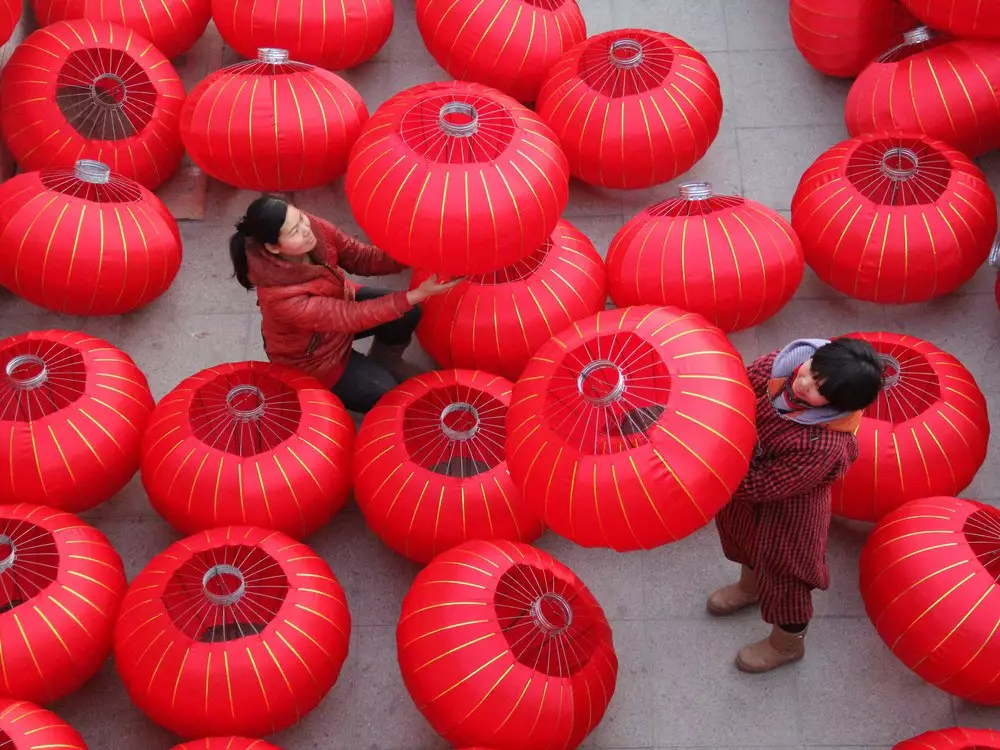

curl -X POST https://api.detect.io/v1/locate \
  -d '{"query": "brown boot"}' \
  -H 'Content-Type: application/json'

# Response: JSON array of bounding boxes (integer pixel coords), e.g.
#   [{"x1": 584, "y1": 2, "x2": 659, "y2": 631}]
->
[
  {"x1": 368, "y1": 340, "x2": 425, "y2": 383},
  {"x1": 736, "y1": 624, "x2": 806, "y2": 673},
  {"x1": 706, "y1": 565, "x2": 758, "y2": 616}
]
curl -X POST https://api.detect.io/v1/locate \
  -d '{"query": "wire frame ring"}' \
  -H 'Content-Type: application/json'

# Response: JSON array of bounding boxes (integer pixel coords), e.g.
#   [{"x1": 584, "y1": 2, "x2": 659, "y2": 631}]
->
[
  {"x1": 903, "y1": 26, "x2": 933, "y2": 45},
  {"x1": 609, "y1": 38, "x2": 644, "y2": 69},
  {"x1": 878, "y1": 353, "x2": 902, "y2": 388},
  {"x1": 225, "y1": 384, "x2": 267, "y2": 421},
  {"x1": 577, "y1": 359, "x2": 627, "y2": 406},
  {"x1": 0, "y1": 533, "x2": 15, "y2": 574},
  {"x1": 257, "y1": 48, "x2": 290, "y2": 64},
  {"x1": 439, "y1": 401, "x2": 481, "y2": 441},
  {"x1": 678, "y1": 181, "x2": 713, "y2": 200},
  {"x1": 529, "y1": 591, "x2": 574, "y2": 635},
  {"x1": 73, "y1": 159, "x2": 111, "y2": 184},
  {"x1": 202, "y1": 563, "x2": 247, "y2": 607},
  {"x1": 880, "y1": 147, "x2": 919, "y2": 181},
  {"x1": 438, "y1": 101, "x2": 480, "y2": 138},
  {"x1": 5, "y1": 354, "x2": 48, "y2": 390}
]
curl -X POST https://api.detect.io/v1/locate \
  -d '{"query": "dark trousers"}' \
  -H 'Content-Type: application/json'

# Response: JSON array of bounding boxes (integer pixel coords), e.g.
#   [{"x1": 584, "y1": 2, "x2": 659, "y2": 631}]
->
[{"x1": 331, "y1": 286, "x2": 421, "y2": 414}]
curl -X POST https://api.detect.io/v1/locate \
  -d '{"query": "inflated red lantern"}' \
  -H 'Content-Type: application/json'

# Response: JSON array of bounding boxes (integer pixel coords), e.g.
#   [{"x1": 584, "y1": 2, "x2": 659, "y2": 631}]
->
[
  {"x1": 142, "y1": 361, "x2": 354, "y2": 540},
  {"x1": 32, "y1": 0, "x2": 211, "y2": 58},
  {"x1": 0, "y1": 330, "x2": 154, "y2": 513},
  {"x1": 861, "y1": 496, "x2": 1000, "y2": 704},
  {"x1": 416, "y1": 0, "x2": 586, "y2": 103},
  {"x1": 172, "y1": 739, "x2": 282, "y2": 750},
  {"x1": 0, "y1": 20, "x2": 185, "y2": 190},
  {"x1": 398, "y1": 540, "x2": 618, "y2": 749},
  {"x1": 789, "y1": 0, "x2": 913, "y2": 77},
  {"x1": 900, "y1": 0, "x2": 1000, "y2": 38},
  {"x1": 0, "y1": 504, "x2": 126, "y2": 704},
  {"x1": 0, "y1": 161, "x2": 182, "y2": 315},
  {"x1": 606, "y1": 183, "x2": 803, "y2": 331},
  {"x1": 0, "y1": 0, "x2": 19, "y2": 46},
  {"x1": 846, "y1": 28, "x2": 1000, "y2": 157},
  {"x1": 413, "y1": 220, "x2": 606, "y2": 379},
  {"x1": 346, "y1": 81, "x2": 568, "y2": 276},
  {"x1": 0, "y1": 700, "x2": 88, "y2": 748},
  {"x1": 896, "y1": 726, "x2": 1000, "y2": 748},
  {"x1": 791, "y1": 132, "x2": 996, "y2": 303},
  {"x1": 354, "y1": 369, "x2": 541, "y2": 563},
  {"x1": 212, "y1": 0, "x2": 393, "y2": 69},
  {"x1": 506, "y1": 305, "x2": 757, "y2": 551},
  {"x1": 115, "y1": 526, "x2": 351, "y2": 739},
  {"x1": 536, "y1": 29, "x2": 722, "y2": 190},
  {"x1": 831, "y1": 332, "x2": 989, "y2": 522},
  {"x1": 182, "y1": 48, "x2": 368, "y2": 192}
]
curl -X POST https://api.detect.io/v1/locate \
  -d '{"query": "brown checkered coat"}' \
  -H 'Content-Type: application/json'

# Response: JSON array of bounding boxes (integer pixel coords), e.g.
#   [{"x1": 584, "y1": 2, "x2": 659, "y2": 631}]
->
[{"x1": 715, "y1": 350, "x2": 860, "y2": 625}]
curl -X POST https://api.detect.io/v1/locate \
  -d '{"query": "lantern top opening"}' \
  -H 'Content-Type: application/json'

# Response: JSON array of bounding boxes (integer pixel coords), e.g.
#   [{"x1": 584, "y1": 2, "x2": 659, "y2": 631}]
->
[
  {"x1": 903, "y1": 26, "x2": 933, "y2": 45},
  {"x1": 679, "y1": 182, "x2": 713, "y2": 200},
  {"x1": 609, "y1": 38, "x2": 644, "y2": 69},
  {"x1": 226, "y1": 384, "x2": 267, "y2": 421},
  {"x1": 438, "y1": 101, "x2": 480, "y2": 138},
  {"x1": 530, "y1": 592, "x2": 574, "y2": 635},
  {"x1": 257, "y1": 48, "x2": 290, "y2": 64},
  {"x1": 74, "y1": 160, "x2": 111, "y2": 184},
  {"x1": 0, "y1": 533, "x2": 15, "y2": 573},
  {"x1": 5, "y1": 353, "x2": 48, "y2": 390},
  {"x1": 439, "y1": 401, "x2": 481, "y2": 441},
  {"x1": 202, "y1": 563, "x2": 247, "y2": 607}
]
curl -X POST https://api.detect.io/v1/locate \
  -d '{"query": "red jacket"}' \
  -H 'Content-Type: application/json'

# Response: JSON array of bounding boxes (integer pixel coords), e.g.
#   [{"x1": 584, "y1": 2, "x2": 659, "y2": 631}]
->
[{"x1": 247, "y1": 214, "x2": 412, "y2": 386}]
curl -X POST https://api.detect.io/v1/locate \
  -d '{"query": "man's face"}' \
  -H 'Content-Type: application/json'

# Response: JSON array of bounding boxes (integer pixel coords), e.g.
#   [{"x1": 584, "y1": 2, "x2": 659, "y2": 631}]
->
[{"x1": 791, "y1": 358, "x2": 830, "y2": 407}]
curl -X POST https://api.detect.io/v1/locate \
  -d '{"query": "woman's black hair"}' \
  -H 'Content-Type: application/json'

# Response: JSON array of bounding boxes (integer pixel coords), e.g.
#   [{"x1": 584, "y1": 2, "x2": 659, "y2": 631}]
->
[
  {"x1": 229, "y1": 195, "x2": 288, "y2": 290},
  {"x1": 812, "y1": 337, "x2": 884, "y2": 412}
]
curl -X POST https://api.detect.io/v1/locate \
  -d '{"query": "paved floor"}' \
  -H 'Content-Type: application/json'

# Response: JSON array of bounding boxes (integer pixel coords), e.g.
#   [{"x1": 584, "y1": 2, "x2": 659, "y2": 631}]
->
[{"x1": 2, "y1": 0, "x2": 1000, "y2": 748}]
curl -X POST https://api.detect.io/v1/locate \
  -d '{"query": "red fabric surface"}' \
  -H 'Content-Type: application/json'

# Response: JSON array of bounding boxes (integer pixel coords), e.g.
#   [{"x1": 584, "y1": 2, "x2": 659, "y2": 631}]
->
[
  {"x1": 0, "y1": 0, "x2": 19, "y2": 45},
  {"x1": 791, "y1": 132, "x2": 996, "y2": 303},
  {"x1": 0, "y1": 20, "x2": 185, "y2": 190},
  {"x1": 900, "y1": 0, "x2": 1000, "y2": 38},
  {"x1": 397, "y1": 540, "x2": 617, "y2": 749},
  {"x1": 0, "y1": 330, "x2": 154, "y2": 512},
  {"x1": 142, "y1": 360, "x2": 355, "y2": 539},
  {"x1": 181, "y1": 57, "x2": 368, "y2": 191},
  {"x1": 213, "y1": 0, "x2": 393, "y2": 69},
  {"x1": 171, "y1": 739, "x2": 282, "y2": 750},
  {"x1": 413, "y1": 219, "x2": 607, "y2": 380},
  {"x1": 0, "y1": 505, "x2": 126, "y2": 704},
  {"x1": 790, "y1": 0, "x2": 914, "y2": 77},
  {"x1": 607, "y1": 190, "x2": 803, "y2": 331},
  {"x1": 831, "y1": 332, "x2": 989, "y2": 522},
  {"x1": 416, "y1": 0, "x2": 586, "y2": 102},
  {"x1": 0, "y1": 166, "x2": 182, "y2": 315},
  {"x1": 536, "y1": 28, "x2": 722, "y2": 189},
  {"x1": 895, "y1": 726, "x2": 1000, "y2": 748},
  {"x1": 0, "y1": 700, "x2": 87, "y2": 747},
  {"x1": 846, "y1": 34, "x2": 1000, "y2": 157},
  {"x1": 346, "y1": 80, "x2": 568, "y2": 275},
  {"x1": 861, "y1": 496, "x2": 1000, "y2": 704},
  {"x1": 353, "y1": 369, "x2": 542, "y2": 563},
  {"x1": 115, "y1": 526, "x2": 351, "y2": 738},
  {"x1": 506, "y1": 305, "x2": 757, "y2": 551}
]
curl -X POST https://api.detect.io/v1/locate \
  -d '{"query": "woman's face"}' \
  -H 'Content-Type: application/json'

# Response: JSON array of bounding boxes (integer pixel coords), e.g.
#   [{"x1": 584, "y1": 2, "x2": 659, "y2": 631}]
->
[
  {"x1": 266, "y1": 205, "x2": 316, "y2": 257},
  {"x1": 791, "y1": 358, "x2": 829, "y2": 407}
]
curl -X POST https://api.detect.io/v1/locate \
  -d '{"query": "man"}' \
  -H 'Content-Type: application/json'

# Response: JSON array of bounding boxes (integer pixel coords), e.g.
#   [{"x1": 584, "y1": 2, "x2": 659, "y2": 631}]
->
[{"x1": 708, "y1": 337, "x2": 883, "y2": 672}]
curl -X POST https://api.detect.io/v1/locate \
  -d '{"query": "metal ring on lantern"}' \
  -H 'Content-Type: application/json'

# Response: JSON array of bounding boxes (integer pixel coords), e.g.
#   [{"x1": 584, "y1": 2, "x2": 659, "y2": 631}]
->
[
  {"x1": 529, "y1": 592, "x2": 574, "y2": 636},
  {"x1": 5, "y1": 354, "x2": 48, "y2": 390},
  {"x1": 202, "y1": 564, "x2": 247, "y2": 607},
  {"x1": 439, "y1": 401, "x2": 481, "y2": 441},
  {"x1": 90, "y1": 73, "x2": 127, "y2": 108},
  {"x1": 577, "y1": 359, "x2": 627, "y2": 406},
  {"x1": 903, "y1": 26, "x2": 933, "y2": 45},
  {"x1": 74, "y1": 159, "x2": 112, "y2": 185},
  {"x1": 226, "y1": 384, "x2": 267, "y2": 421},
  {"x1": 0, "y1": 534, "x2": 16, "y2": 574},
  {"x1": 679, "y1": 182, "x2": 713, "y2": 200},
  {"x1": 438, "y1": 101, "x2": 480, "y2": 138},
  {"x1": 989, "y1": 232, "x2": 1000, "y2": 267},
  {"x1": 880, "y1": 147, "x2": 919, "y2": 181},
  {"x1": 609, "y1": 38, "x2": 644, "y2": 69},
  {"x1": 257, "y1": 48, "x2": 290, "y2": 64},
  {"x1": 879, "y1": 353, "x2": 902, "y2": 388}
]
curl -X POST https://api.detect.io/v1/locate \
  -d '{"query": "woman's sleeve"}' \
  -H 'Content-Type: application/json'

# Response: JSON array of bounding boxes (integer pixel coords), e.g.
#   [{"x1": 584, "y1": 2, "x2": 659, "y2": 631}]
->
[
  {"x1": 316, "y1": 216, "x2": 406, "y2": 276},
  {"x1": 732, "y1": 435, "x2": 850, "y2": 504},
  {"x1": 267, "y1": 289, "x2": 413, "y2": 333}
]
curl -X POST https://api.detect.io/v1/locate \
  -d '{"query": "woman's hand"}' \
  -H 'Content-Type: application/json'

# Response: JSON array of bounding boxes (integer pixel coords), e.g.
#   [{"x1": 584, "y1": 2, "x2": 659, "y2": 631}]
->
[{"x1": 407, "y1": 274, "x2": 464, "y2": 304}]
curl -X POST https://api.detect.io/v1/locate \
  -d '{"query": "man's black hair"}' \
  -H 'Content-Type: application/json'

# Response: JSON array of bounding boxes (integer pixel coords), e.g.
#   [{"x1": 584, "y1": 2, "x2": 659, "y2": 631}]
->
[{"x1": 811, "y1": 337, "x2": 884, "y2": 412}]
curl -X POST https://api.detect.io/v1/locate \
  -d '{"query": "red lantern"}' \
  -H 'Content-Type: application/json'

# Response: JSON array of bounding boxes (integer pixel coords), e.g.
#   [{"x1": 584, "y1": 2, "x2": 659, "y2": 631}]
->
[
  {"x1": 896, "y1": 726, "x2": 1000, "y2": 748},
  {"x1": 0, "y1": 161, "x2": 182, "y2": 315},
  {"x1": 831, "y1": 332, "x2": 989, "y2": 522},
  {"x1": 506, "y1": 305, "x2": 757, "y2": 551},
  {"x1": 536, "y1": 29, "x2": 722, "y2": 190},
  {"x1": 0, "y1": 20, "x2": 185, "y2": 190},
  {"x1": 413, "y1": 220, "x2": 606, "y2": 380},
  {"x1": 114, "y1": 526, "x2": 351, "y2": 739},
  {"x1": 415, "y1": 0, "x2": 586, "y2": 103},
  {"x1": 345, "y1": 81, "x2": 568, "y2": 276},
  {"x1": 32, "y1": 0, "x2": 211, "y2": 58},
  {"x1": 860, "y1": 496, "x2": 1000, "y2": 704},
  {"x1": 0, "y1": 699, "x2": 87, "y2": 748},
  {"x1": 846, "y1": 28, "x2": 1000, "y2": 157},
  {"x1": 607, "y1": 183, "x2": 803, "y2": 331},
  {"x1": 212, "y1": 0, "x2": 393, "y2": 70},
  {"x1": 0, "y1": 504, "x2": 126, "y2": 704},
  {"x1": 398, "y1": 540, "x2": 617, "y2": 749},
  {"x1": 172, "y1": 739, "x2": 282, "y2": 750},
  {"x1": 791, "y1": 132, "x2": 996, "y2": 303},
  {"x1": 0, "y1": 0, "x2": 19, "y2": 46},
  {"x1": 181, "y1": 48, "x2": 368, "y2": 192},
  {"x1": 900, "y1": 0, "x2": 1000, "y2": 38},
  {"x1": 0, "y1": 330, "x2": 154, "y2": 513},
  {"x1": 354, "y1": 369, "x2": 542, "y2": 563},
  {"x1": 141, "y1": 361, "x2": 354, "y2": 540},
  {"x1": 789, "y1": 0, "x2": 914, "y2": 77}
]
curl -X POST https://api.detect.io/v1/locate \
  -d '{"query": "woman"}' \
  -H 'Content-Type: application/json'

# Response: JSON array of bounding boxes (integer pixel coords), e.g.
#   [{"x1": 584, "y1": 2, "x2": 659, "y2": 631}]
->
[{"x1": 230, "y1": 196, "x2": 459, "y2": 413}]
